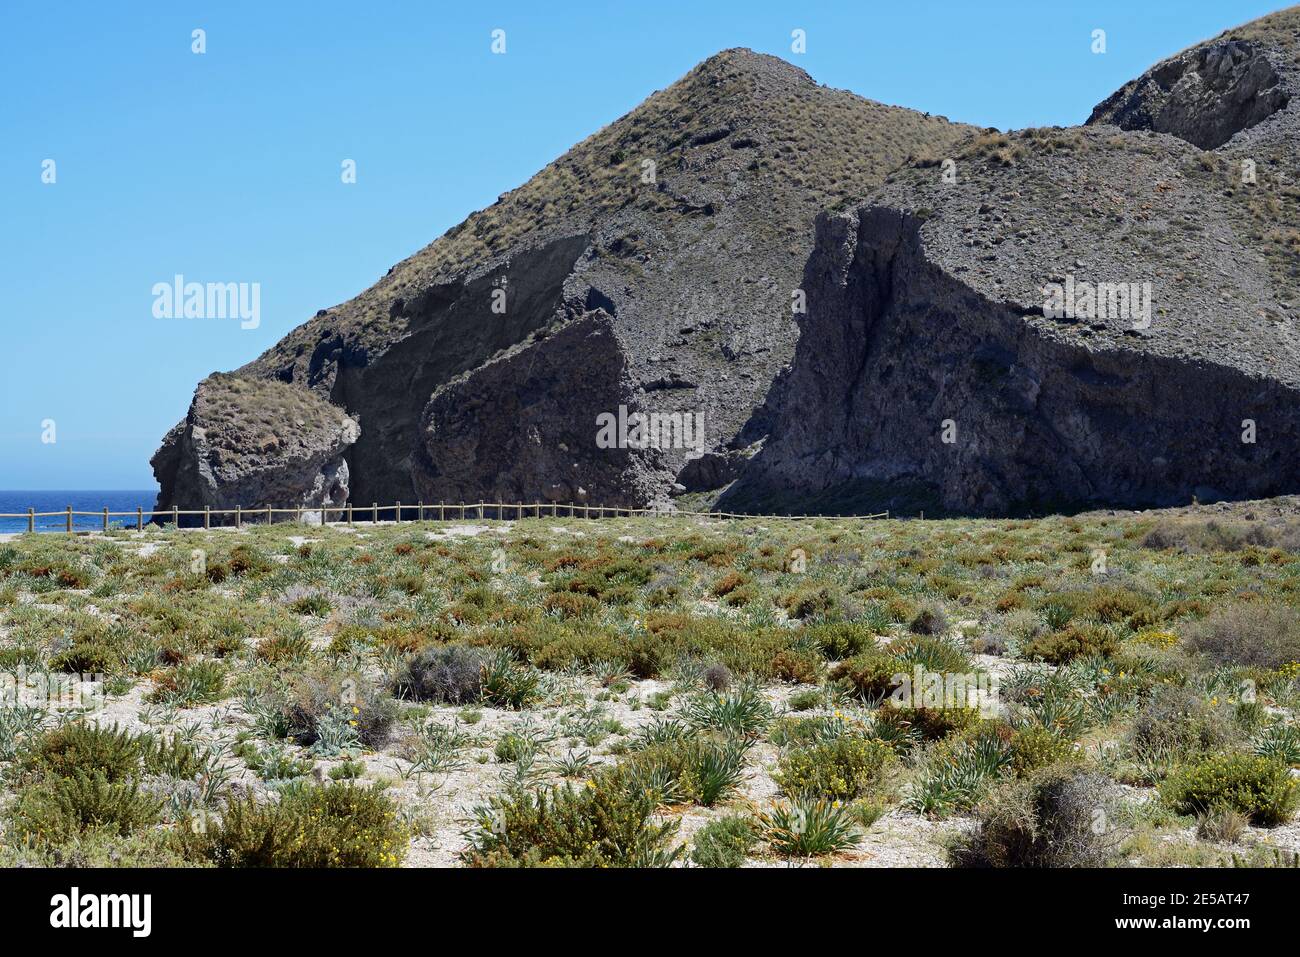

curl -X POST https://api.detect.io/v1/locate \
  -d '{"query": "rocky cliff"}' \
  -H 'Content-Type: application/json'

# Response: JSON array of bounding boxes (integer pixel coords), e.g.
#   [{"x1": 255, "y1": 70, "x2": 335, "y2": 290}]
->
[
  {"x1": 154, "y1": 7, "x2": 1300, "y2": 517},
  {"x1": 151, "y1": 374, "x2": 359, "y2": 524}
]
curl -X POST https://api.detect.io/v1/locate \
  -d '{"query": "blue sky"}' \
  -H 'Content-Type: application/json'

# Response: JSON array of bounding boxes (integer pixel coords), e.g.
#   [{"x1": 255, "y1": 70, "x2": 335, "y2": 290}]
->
[{"x1": 0, "y1": 0, "x2": 1286, "y2": 489}]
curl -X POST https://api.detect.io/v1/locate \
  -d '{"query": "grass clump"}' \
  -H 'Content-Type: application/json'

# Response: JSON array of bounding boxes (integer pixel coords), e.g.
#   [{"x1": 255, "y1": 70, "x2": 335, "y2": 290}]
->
[
  {"x1": 461, "y1": 766, "x2": 681, "y2": 867},
  {"x1": 761, "y1": 797, "x2": 861, "y2": 857}
]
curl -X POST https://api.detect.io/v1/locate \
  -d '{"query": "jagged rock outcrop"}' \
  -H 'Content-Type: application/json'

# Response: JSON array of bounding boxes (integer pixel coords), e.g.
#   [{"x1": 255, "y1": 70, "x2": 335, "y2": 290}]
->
[
  {"x1": 154, "y1": 7, "x2": 1300, "y2": 517},
  {"x1": 1088, "y1": 38, "x2": 1289, "y2": 149},
  {"x1": 416, "y1": 310, "x2": 663, "y2": 507},
  {"x1": 150, "y1": 374, "x2": 359, "y2": 524}
]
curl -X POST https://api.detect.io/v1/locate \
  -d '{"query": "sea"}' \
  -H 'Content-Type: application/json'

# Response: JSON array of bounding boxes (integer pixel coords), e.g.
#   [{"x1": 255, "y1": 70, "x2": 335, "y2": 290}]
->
[{"x1": 0, "y1": 491, "x2": 159, "y2": 534}]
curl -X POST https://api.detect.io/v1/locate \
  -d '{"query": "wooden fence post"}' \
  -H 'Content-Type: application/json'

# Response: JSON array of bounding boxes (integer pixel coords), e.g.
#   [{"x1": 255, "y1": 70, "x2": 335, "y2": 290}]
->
[
  {"x1": 66, "y1": 505, "x2": 73, "y2": 534},
  {"x1": 396, "y1": 501, "x2": 402, "y2": 523},
  {"x1": 103, "y1": 507, "x2": 109, "y2": 532},
  {"x1": 267, "y1": 504, "x2": 272, "y2": 525},
  {"x1": 204, "y1": 506, "x2": 211, "y2": 530},
  {"x1": 418, "y1": 501, "x2": 424, "y2": 522},
  {"x1": 28, "y1": 508, "x2": 35, "y2": 534},
  {"x1": 235, "y1": 505, "x2": 242, "y2": 528},
  {"x1": 136, "y1": 506, "x2": 143, "y2": 531},
  {"x1": 172, "y1": 505, "x2": 179, "y2": 528},
  {"x1": 438, "y1": 502, "x2": 445, "y2": 521},
  {"x1": 372, "y1": 503, "x2": 379, "y2": 524},
  {"x1": 347, "y1": 503, "x2": 353, "y2": 525}
]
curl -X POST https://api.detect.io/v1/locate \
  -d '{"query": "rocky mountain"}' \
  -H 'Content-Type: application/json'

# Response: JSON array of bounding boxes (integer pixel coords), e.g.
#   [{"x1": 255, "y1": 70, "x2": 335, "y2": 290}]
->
[{"x1": 154, "y1": 7, "x2": 1300, "y2": 519}]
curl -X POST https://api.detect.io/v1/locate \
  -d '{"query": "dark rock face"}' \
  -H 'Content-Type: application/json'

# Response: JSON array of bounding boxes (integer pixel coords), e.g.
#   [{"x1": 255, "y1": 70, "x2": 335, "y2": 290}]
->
[
  {"x1": 723, "y1": 207, "x2": 1300, "y2": 516},
  {"x1": 329, "y1": 234, "x2": 593, "y2": 507},
  {"x1": 151, "y1": 374, "x2": 360, "y2": 524},
  {"x1": 415, "y1": 310, "x2": 660, "y2": 507},
  {"x1": 1089, "y1": 39, "x2": 1289, "y2": 148}
]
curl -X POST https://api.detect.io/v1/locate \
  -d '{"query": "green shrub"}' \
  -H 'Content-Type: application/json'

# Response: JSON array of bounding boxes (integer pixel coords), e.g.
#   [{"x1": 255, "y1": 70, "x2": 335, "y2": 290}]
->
[
  {"x1": 624, "y1": 738, "x2": 750, "y2": 806},
  {"x1": 908, "y1": 604, "x2": 949, "y2": 636},
  {"x1": 691, "y1": 815, "x2": 757, "y2": 867},
  {"x1": 480, "y1": 649, "x2": 541, "y2": 709},
  {"x1": 1022, "y1": 624, "x2": 1119, "y2": 664},
  {"x1": 890, "y1": 634, "x2": 972, "y2": 673},
  {"x1": 775, "y1": 735, "x2": 894, "y2": 801},
  {"x1": 290, "y1": 592, "x2": 332, "y2": 617},
  {"x1": 877, "y1": 704, "x2": 980, "y2": 741},
  {"x1": 49, "y1": 641, "x2": 115, "y2": 675},
  {"x1": 1130, "y1": 685, "x2": 1239, "y2": 759},
  {"x1": 787, "y1": 688, "x2": 822, "y2": 712},
  {"x1": 680, "y1": 687, "x2": 772, "y2": 738},
  {"x1": 779, "y1": 586, "x2": 837, "y2": 620},
  {"x1": 542, "y1": 592, "x2": 602, "y2": 619},
  {"x1": 462, "y1": 767, "x2": 681, "y2": 867},
  {"x1": 21, "y1": 722, "x2": 144, "y2": 783},
  {"x1": 141, "y1": 734, "x2": 208, "y2": 779},
  {"x1": 1009, "y1": 725, "x2": 1079, "y2": 777},
  {"x1": 531, "y1": 628, "x2": 627, "y2": 671},
  {"x1": 279, "y1": 671, "x2": 398, "y2": 752},
  {"x1": 807, "y1": 622, "x2": 875, "y2": 660},
  {"x1": 190, "y1": 782, "x2": 407, "y2": 867},
  {"x1": 903, "y1": 731, "x2": 1013, "y2": 816},
  {"x1": 147, "y1": 659, "x2": 227, "y2": 707},
  {"x1": 11, "y1": 772, "x2": 163, "y2": 845},
  {"x1": 1160, "y1": 753, "x2": 1298, "y2": 826},
  {"x1": 829, "y1": 652, "x2": 904, "y2": 701},
  {"x1": 770, "y1": 647, "x2": 823, "y2": 684}
]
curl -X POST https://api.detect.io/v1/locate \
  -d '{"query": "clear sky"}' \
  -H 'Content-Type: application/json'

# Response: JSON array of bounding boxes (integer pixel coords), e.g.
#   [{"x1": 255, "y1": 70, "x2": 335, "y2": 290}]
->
[{"x1": 0, "y1": 0, "x2": 1287, "y2": 489}]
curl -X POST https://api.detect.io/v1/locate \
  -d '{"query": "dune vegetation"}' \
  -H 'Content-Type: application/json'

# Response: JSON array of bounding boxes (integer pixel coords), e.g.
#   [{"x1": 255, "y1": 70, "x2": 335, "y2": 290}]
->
[{"x1": 0, "y1": 504, "x2": 1298, "y2": 867}]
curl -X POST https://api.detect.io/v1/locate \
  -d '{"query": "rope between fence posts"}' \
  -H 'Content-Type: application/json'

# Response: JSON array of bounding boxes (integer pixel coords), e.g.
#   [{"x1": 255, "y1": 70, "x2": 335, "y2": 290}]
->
[{"x1": 0, "y1": 504, "x2": 890, "y2": 522}]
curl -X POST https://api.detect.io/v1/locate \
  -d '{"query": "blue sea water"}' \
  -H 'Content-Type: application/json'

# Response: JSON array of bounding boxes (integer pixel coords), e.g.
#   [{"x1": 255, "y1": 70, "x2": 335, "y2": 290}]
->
[{"x1": 0, "y1": 491, "x2": 158, "y2": 534}]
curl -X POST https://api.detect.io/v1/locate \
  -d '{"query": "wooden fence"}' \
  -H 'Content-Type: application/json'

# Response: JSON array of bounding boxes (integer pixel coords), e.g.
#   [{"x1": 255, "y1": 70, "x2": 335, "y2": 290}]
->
[{"x1": 0, "y1": 502, "x2": 891, "y2": 534}]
